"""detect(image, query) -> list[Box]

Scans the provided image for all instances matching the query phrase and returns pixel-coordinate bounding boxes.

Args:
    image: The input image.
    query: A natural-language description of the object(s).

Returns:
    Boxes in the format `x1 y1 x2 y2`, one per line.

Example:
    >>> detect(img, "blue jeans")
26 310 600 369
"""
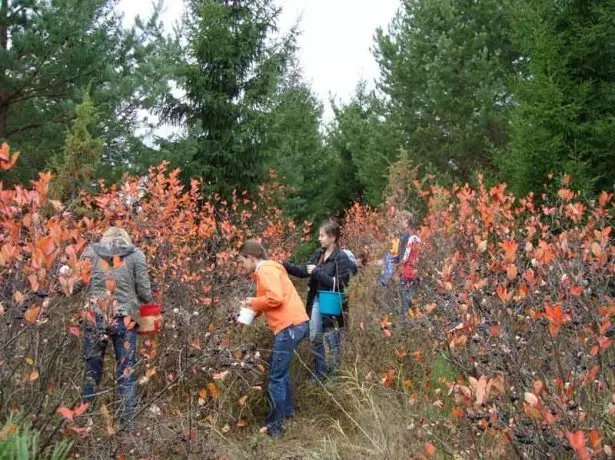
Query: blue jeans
83 313 137 428
267 321 308 436
399 279 414 321
310 300 341 379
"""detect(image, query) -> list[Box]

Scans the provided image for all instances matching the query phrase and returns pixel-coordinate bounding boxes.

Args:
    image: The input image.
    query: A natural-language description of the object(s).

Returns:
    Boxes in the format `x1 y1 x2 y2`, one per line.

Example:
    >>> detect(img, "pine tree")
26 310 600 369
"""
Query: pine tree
501 0 615 195
162 0 296 196
50 93 103 201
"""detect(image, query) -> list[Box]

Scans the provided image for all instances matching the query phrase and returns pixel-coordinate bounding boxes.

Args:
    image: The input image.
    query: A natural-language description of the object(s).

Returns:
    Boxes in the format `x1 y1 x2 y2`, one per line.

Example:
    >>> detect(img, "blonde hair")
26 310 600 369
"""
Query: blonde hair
100 227 132 246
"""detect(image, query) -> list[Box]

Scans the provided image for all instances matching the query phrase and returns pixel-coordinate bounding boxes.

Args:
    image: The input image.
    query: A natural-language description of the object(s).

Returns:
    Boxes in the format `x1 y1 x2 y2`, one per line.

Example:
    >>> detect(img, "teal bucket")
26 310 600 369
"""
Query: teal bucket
318 291 344 315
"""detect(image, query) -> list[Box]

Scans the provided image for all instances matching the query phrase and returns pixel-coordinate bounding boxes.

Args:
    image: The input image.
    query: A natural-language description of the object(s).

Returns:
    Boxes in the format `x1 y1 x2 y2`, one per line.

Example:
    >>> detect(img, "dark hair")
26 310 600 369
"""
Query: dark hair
240 239 268 259
320 220 341 245
358 249 369 266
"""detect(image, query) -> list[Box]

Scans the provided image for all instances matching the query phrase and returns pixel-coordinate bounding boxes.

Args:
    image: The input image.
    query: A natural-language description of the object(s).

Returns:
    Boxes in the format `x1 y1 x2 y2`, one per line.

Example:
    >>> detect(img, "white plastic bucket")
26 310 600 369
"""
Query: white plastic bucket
238 307 256 325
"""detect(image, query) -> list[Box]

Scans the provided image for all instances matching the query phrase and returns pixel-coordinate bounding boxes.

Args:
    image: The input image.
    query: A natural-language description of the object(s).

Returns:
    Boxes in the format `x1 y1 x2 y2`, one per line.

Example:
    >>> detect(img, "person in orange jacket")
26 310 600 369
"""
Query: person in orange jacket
238 240 309 438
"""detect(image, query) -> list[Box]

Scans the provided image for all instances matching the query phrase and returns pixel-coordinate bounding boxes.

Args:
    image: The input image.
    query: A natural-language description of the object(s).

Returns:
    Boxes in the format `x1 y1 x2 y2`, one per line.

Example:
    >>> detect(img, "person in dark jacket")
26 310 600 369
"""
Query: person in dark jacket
79 227 154 429
283 221 351 380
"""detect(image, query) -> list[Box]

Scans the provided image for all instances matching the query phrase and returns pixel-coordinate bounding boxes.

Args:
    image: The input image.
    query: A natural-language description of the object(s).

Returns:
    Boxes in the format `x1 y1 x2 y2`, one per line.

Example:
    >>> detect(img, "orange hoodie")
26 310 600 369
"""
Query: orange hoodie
250 260 309 335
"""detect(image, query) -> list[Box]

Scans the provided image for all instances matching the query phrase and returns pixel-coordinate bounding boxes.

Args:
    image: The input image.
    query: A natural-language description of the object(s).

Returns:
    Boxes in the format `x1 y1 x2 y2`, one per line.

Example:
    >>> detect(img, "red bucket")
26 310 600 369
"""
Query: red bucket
139 304 163 335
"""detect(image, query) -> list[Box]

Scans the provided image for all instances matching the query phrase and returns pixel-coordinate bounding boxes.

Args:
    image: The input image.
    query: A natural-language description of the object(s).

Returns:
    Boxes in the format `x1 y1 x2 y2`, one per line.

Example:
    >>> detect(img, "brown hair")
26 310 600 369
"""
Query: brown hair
320 220 341 245
240 239 268 259
399 210 414 228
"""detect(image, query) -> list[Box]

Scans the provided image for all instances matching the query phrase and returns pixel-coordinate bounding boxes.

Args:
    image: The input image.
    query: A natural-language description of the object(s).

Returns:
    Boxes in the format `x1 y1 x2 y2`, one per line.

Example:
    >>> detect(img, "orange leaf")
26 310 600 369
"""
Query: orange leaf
566 431 589 460
589 430 602 449
112 255 124 268
208 382 219 399
0 422 17 440
505 264 518 280
24 306 41 324
570 285 584 296
544 303 565 338
591 242 603 258
105 278 116 293
57 407 74 421
496 285 512 303
29 370 39 381
424 442 436 457
123 316 135 330
99 259 110 272
499 240 518 264
74 402 88 417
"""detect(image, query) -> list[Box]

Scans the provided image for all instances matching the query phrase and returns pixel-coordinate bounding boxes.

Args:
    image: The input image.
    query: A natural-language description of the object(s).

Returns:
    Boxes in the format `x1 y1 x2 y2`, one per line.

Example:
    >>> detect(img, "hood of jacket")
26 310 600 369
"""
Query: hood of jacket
92 240 136 261
253 260 284 276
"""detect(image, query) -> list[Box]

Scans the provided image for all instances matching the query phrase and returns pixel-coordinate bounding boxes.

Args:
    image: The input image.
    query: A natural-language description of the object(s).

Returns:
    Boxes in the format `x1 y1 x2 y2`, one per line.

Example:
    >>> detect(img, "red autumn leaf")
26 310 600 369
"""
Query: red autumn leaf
499 240 518 264
424 442 436 457
112 255 124 268
236 419 247 428
598 336 612 351
73 402 88 417
105 278 116 293
570 285 584 296
0 142 20 170
496 285 512 303
381 368 395 388
57 407 74 421
123 316 135 330
544 303 564 338
589 430 602 449
566 431 589 460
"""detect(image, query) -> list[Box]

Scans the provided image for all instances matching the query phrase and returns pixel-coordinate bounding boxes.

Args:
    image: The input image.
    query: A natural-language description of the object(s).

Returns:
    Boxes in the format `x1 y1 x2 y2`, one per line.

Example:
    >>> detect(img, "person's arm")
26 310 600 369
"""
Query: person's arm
134 249 154 304
250 269 284 312
283 250 320 278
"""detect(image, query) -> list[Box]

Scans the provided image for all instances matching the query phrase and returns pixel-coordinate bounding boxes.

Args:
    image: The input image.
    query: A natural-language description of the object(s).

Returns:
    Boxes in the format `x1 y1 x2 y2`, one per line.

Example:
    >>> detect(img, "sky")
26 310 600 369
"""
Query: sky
118 0 400 125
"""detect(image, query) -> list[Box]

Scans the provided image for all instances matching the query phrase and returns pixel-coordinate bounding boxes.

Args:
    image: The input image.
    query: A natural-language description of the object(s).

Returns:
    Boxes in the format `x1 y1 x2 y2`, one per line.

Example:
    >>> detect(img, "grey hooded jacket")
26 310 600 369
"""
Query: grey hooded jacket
82 239 154 321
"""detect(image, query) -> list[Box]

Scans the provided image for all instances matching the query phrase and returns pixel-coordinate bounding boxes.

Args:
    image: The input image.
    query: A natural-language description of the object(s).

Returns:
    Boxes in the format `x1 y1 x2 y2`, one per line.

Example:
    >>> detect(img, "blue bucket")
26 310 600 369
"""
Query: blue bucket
318 291 344 315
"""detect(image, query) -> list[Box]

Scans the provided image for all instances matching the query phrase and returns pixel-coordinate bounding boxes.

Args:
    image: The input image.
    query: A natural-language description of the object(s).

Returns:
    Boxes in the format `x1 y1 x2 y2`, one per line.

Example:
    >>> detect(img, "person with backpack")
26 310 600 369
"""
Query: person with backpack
78 227 154 429
379 211 421 320
238 240 309 438
283 221 351 381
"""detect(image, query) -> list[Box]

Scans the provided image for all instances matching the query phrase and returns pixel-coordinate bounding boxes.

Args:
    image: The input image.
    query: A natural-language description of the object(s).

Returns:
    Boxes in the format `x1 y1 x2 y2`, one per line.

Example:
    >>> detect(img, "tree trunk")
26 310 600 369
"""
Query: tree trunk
0 0 9 140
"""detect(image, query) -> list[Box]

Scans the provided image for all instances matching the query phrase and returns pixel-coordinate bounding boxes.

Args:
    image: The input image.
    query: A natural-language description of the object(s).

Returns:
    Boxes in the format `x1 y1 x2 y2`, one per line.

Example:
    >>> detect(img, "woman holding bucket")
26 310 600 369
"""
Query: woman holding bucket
283 221 351 381
237 240 309 438
77 227 154 430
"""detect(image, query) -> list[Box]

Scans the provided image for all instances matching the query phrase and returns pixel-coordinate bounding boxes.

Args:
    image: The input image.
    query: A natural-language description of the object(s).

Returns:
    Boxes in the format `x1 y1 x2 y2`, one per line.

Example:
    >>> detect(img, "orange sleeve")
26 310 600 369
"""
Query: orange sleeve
250 267 284 312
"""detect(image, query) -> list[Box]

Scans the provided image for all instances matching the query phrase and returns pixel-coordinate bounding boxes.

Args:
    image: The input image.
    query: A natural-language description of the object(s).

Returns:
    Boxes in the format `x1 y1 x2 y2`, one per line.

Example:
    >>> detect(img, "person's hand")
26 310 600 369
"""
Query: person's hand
240 297 253 307
307 264 316 274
